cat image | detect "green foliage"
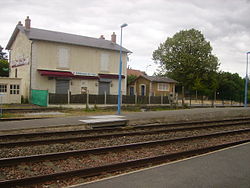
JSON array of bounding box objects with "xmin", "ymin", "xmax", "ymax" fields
[
  {"xmin": 217, "ymin": 71, "xmax": 244, "ymax": 102},
  {"xmin": 0, "ymin": 45, "xmax": 7, "ymax": 60},
  {"xmin": 153, "ymin": 28, "xmax": 219, "ymax": 93},
  {"xmin": 0, "ymin": 59, "xmax": 9, "ymax": 77},
  {"xmin": 127, "ymin": 75, "xmax": 137, "ymax": 85}
]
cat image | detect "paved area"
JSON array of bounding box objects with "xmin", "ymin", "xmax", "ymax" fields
[
  {"xmin": 0, "ymin": 107, "xmax": 250, "ymax": 131},
  {"xmin": 72, "ymin": 142, "xmax": 250, "ymax": 188}
]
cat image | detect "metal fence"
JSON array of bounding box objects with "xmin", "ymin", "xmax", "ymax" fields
[{"xmin": 49, "ymin": 93, "xmax": 170, "ymax": 105}]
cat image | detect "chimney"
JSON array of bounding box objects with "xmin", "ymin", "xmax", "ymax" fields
[
  {"xmin": 25, "ymin": 16, "xmax": 31, "ymax": 30},
  {"xmin": 17, "ymin": 21, "xmax": 23, "ymax": 26},
  {"xmin": 99, "ymin": 35, "xmax": 105, "ymax": 39},
  {"xmin": 111, "ymin": 32, "xmax": 116, "ymax": 43}
]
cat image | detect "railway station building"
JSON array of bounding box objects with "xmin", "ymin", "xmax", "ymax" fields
[{"xmin": 6, "ymin": 16, "xmax": 131, "ymax": 102}]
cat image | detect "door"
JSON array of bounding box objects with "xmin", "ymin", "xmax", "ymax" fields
[
  {"xmin": 99, "ymin": 82, "xmax": 110, "ymax": 95},
  {"xmin": 130, "ymin": 86, "xmax": 134, "ymax": 96},
  {"xmin": 141, "ymin": 85, "xmax": 145, "ymax": 96},
  {"xmin": 56, "ymin": 80, "xmax": 69, "ymax": 94}
]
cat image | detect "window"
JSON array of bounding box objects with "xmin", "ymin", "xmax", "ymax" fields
[
  {"xmin": 15, "ymin": 68, "xmax": 17, "ymax": 78},
  {"xmin": 100, "ymin": 53, "xmax": 109, "ymax": 72},
  {"xmin": 0, "ymin": 84, "xmax": 7, "ymax": 93},
  {"xmin": 158, "ymin": 83, "xmax": 169, "ymax": 91},
  {"xmin": 10, "ymin": 84, "xmax": 20, "ymax": 95},
  {"xmin": 58, "ymin": 47, "xmax": 69, "ymax": 68}
]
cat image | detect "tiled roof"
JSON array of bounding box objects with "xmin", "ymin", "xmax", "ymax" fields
[
  {"xmin": 6, "ymin": 25, "xmax": 131, "ymax": 53},
  {"xmin": 142, "ymin": 75, "xmax": 178, "ymax": 83},
  {"xmin": 127, "ymin": 68, "xmax": 146, "ymax": 77}
]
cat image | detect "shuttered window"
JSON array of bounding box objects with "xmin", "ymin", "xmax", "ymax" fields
[
  {"xmin": 100, "ymin": 53, "xmax": 109, "ymax": 72},
  {"xmin": 58, "ymin": 47, "xmax": 69, "ymax": 68}
]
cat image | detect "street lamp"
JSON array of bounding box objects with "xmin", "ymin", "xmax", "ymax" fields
[
  {"xmin": 244, "ymin": 52, "xmax": 250, "ymax": 107},
  {"xmin": 117, "ymin": 23, "xmax": 128, "ymax": 115}
]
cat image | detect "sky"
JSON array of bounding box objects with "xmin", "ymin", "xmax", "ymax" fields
[{"xmin": 0, "ymin": 0, "xmax": 250, "ymax": 77}]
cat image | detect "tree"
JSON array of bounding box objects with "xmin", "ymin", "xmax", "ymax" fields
[
  {"xmin": 217, "ymin": 72, "xmax": 244, "ymax": 102},
  {"xmin": 0, "ymin": 45, "xmax": 9, "ymax": 77},
  {"xmin": 0, "ymin": 46, "xmax": 7, "ymax": 60},
  {"xmin": 153, "ymin": 28, "xmax": 219, "ymax": 95}
]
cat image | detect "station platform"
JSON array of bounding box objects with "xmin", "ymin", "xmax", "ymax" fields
[
  {"xmin": 0, "ymin": 107, "xmax": 250, "ymax": 131},
  {"xmin": 72, "ymin": 142, "xmax": 250, "ymax": 188}
]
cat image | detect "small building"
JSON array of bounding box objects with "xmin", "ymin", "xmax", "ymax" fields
[
  {"xmin": 0, "ymin": 77, "xmax": 21, "ymax": 103},
  {"xmin": 128, "ymin": 75, "xmax": 177, "ymax": 96},
  {"xmin": 6, "ymin": 16, "xmax": 131, "ymax": 102}
]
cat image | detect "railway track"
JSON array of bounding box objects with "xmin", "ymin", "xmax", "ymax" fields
[
  {"xmin": 1, "ymin": 117, "xmax": 250, "ymax": 148},
  {"xmin": 0, "ymin": 128, "xmax": 249, "ymax": 187}
]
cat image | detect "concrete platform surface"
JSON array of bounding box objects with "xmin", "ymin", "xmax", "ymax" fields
[
  {"xmin": 0, "ymin": 107, "xmax": 250, "ymax": 131},
  {"xmin": 72, "ymin": 142, "xmax": 250, "ymax": 188}
]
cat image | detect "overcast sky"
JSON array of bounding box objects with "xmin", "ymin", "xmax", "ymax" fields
[{"xmin": 1, "ymin": 0, "xmax": 250, "ymax": 77}]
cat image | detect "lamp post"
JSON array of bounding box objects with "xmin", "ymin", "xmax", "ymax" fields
[
  {"xmin": 244, "ymin": 52, "xmax": 250, "ymax": 107},
  {"xmin": 117, "ymin": 23, "xmax": 128, "ymax": 115}
]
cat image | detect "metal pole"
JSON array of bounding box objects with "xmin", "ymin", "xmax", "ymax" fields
[
  {"xmin": 117, "ymin": 27, "xmax": 123, "ymax": 114},
  {"xmin": 244, "ymin": 52, "xmax": 250, "ymax": 107},
  {"xmin": 117, "ymin": 23, "xmax": 127, "ymax": 114}
]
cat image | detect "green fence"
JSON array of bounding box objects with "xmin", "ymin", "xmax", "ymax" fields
[{"xmin": 31, "ymin": 89, "xmax": 48, "ymax": 107}]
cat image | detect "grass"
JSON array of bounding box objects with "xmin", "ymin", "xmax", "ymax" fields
[
  {"xmin": 0, "ymin": 104, "xmax": 185, "ymax": 119},
  {"xmin": 0, "ymin": 113, "xmax": 25, "ymax": 118}
]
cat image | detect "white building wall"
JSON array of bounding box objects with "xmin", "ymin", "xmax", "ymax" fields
[{"xmin": 9, "ymin": 31, "xmax": 31, "ymax": 100}]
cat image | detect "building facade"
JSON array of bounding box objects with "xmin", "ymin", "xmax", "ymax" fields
[
  {"xmin": 128, "ymin": 75, "xmax": 177, "ymax": 97},
  {"xmin": 6, "ymin": 17, "xmax": 130, "ymax": 101}
]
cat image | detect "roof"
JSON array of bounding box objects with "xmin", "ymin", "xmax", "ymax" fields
[
  {"xmin": 140, "ymin": 75, "xmax": 178, "ymax": 83},
  {"xmin": 6, "ymin": 25, "xmax": 131, "ymax": 53},
  {"xmin": 127, "ymin": 68, "xmax": 146, "ymax": 77}
]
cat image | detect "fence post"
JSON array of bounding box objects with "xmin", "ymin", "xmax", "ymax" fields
[
  {"xmin": 86, "ymin": 90, "xmax": 89, "ymax": 106},
  {"xmin": 182, "ymin": 86, "xmax": 185, "ymax": 107},
  {"xmin": 47, "ymin": 90, "xmax": 49, "ymax": 106},
  {"xmin": 189, "ymin": 92, "xmax": 191, "ymax": 107},
  {"xmin": 149, "ymin": 95, "xmax": 151, "ymax": 104},
  {"xmin": 169, "ymin": 95, "xmax": 173, "ymax": 108},
  {"xmin": 104, "ymin": 91, "xmax": 107, "ymax": 105},
  {"xmin": 135, "ymin": 94, "xmax": 137, "ymax": 104},
  {"xmin": 68, "ymin": 90, "xmax": 70, "ymax": 104},
  {"xmin": 214, "ymin": 91, "xmax": 216, "ymax": 108},
  {"xmin": 161, "ymin": 94, "xmax": 163, "ymax": 105}
]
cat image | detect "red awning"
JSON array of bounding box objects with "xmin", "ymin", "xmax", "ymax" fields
[
  {"xmin": 99, "ymin": 73, "xmax": 125, "ymax": 79},
  {"xmin": 38, "ymin": 70, "xmax": 99, "ymax": 79}
]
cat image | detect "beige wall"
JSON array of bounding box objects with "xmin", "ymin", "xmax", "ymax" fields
[
  {"xmin": 9, "ymin": 31, "xmax": 31, "ymax": 100},
  {"xmin": 0, "ymin": 78, "xmax": 21, "ymax": 104},
  {"xmin": 32, "ymin": 41, "xmax": 127, "ymax": 95},
  {"xmin": 70, "ymin": 79, "xmax": 98, "ymax": 95},
  {"xmin": 9, "ymin": 32, "xmax": 128, "ymax": 97}
]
